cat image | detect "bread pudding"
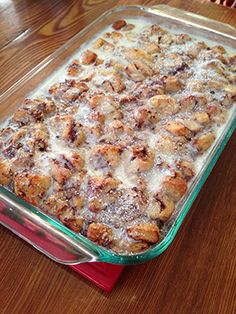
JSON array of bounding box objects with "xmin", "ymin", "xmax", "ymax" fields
[{"xmin": 0, "ymin": 18, "xmax": 235, "ymax": 254}]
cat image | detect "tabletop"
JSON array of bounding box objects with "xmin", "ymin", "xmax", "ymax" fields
[{"xmin": 0, "ymin": 0, "xmax": 236, "ymax": 313}]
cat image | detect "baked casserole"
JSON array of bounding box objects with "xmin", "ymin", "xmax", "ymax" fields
[{"xmin": 0, "ymin": 18, "xmax": 235, "ymax": 254}]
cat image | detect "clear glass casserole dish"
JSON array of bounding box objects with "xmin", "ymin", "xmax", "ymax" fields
[{"xmin": 0, "ymin": 5, "xmax": 235, "ymax": 265}]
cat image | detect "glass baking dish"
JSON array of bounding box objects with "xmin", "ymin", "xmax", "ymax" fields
[{"xmin": 0, "ymin": 5, "xmax": 235, "ymax": 265}]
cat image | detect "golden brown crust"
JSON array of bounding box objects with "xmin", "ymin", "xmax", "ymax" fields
[
  {"xmin": 193, "ymin": 112, "xmax": 210, "ymax": 125},
  {"xmin": 87, "ymin": 223, "xmax": 113, "ymax": 246},
  {"xmin": 125, "ymin": 61, "xmax": 153, "ymax": 81},
  {"xmin": 67, "ymin": 60, "xmax": 82, "ymax": 76},
  {"xmin": 81, "ymin": 50, "xmax": 97, "ymax": 65},
  {"xmin": 147, "ymin": 193, "xmax": 175, "ymax": 221},
  {"xmin": 14, "ymin": 173, "xmax": 51, "ymax": 206},
  {"xmin": 193, "ymin": 132, "xmax": 216, "ymax": 152},
  {"xmin": 175, "ymin": 160, "xmax": 195, "ymax": 181},
  {"xmin": 129, "ymin": 145, "xmax": 154, "ymax": 172},
  {"xmin": 0, "ymin": 159, "xmax": 12, "ymax": 185},
  {"xmin": 50, "ymin": 160, "xmax": 73, "ymax": 184},
  {"xmin": 163, "ymin": 176, "xmax": 188, "ymax": 202},
  {"xmin": 133, "ymin": 106, "xmax": 159, "ymax": 129},
  {"xmin": 71, "ymin": 196, "xmax": 84, "ymax": 211},
  {"xmin": 112, "ymin": 20, "xmax": 127, "ymax": 30},
  {"xmin": 150, "ymin": 95, "xmax": 179, "ymax": 115},
  {"xmin": 43, "ymin": 192, "xmax": 68, "ymax": 214},
  {"xmin": 127, "ymin": 223, "xmax": 160, "ymax": 243},
  {"xmin": 90, "ymin": 144, "xmax": 121, "ymax": 169},
  {"xmin": 63, "ymin": 218, "xmax": 84, "ymax": 233},
  {"xmin": 163, "ymin": 76, "xmax": 182, "ymax": 92},
  {"xmin": 88, "ymin": 176, "xmax": 121, "ymax": 195},
  {"xmin": 64, "ymin": 152, "xmax": 85, "ymax": 171},
  {"xmin": 58, "ymin": 208, "xmax": 84, "ymax": 233},
  {"xmin": 165, "ymin": 121, "xmax": 191, "ymax": 138}
]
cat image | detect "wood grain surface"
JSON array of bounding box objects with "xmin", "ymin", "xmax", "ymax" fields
[{"xmin": 0, "ymin": 1, "xmax": 236, "ymax": 313}]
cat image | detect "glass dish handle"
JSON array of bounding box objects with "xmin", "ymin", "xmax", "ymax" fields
[
  {"xmin": 151, "ymin": 4, "xmax": 236, "ymax": 37},
  {"xmin": 0, "ymin": 192, "xmax": 97, "ymax": 265}
]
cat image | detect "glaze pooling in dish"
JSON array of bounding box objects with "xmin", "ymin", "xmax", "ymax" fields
[{"xmin": 0, "ymin": 18, "xmax": 235, "ymax": 253}]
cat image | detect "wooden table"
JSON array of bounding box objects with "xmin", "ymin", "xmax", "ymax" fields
[{"xmin": 0, "ymin": 1, "xmax": 235, "ymax": 313}]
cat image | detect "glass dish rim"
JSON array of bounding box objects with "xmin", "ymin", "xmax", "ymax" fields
[{"xmin": 0, "ymin": 4, "xmax": 235, "ymax": 265}]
